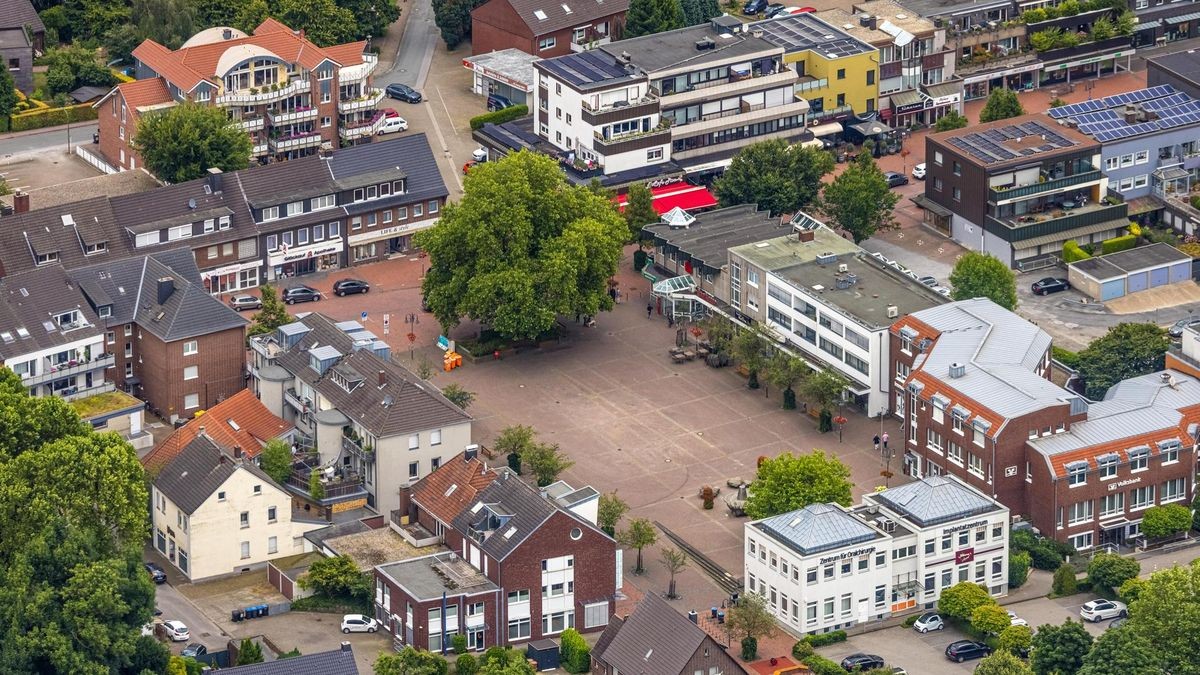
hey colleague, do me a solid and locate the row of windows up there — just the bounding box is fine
[350,201,439,230]
[1065,441,1181,486]
[259,181,407,222]
[1060,479,1187,527]
[266,222,343,252]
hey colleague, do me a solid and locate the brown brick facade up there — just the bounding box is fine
[97,90,144,172]
[136,325,246,419]
[470,0,625,58]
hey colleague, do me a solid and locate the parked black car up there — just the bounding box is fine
[333,279,371,296]
[763,2,788,16]
[487,93,514,111]
[144,562,167,584]
[1168,317,1200,339]
[282,286,322,304]
[181,644,208,658]
[742,0,767,13]
[945,640,991,663]
[386,83,422,103]
[884,171,909,188]
[1031,277,1071,295]
[840,654,886,671]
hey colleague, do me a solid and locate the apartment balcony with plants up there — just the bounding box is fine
[284,450,368,505]
[267,105,319,125]
[338,53,378,86]
[217,77,311,106]
[339,111,387,140]
[268,127,322,153]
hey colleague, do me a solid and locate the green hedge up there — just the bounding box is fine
[1101,234,1137,255]
[469,104,529,131]
[9,104,98,132]
[1062,239,1091,263]
[803,630,848,648]
[802,654,850,675]
[1051,346,1080,370]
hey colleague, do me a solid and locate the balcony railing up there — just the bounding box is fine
[59,381,116,402]
[284,387,311,412]
[581,93,659,125]
[989,170,1102,202]
[217,79,311,106]
[267,107,318,125]
[286,469,367,500]
[986,202,1129,242]
[338,89,385,114]
[252,142,269,156]
[339,114,386,140]
[569,35,611,53]
[269,133,322,152]
[342,434,375,463]
[25,353,115,386]
[592,125,671,156]
[239,115,265,131]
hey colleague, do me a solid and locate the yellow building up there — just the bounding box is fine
[751,13,880,122]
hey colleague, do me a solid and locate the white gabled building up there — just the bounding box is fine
[745,475,1009,635]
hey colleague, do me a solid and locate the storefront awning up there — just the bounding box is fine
[1099,517,1130,530]
[1136,19,1161,30]
[923,81,961,99]
[890,89,923,108]
[615,182,718,215]
[1166,11,1200,23]
[912,194,951,217]
[810,122,843,138]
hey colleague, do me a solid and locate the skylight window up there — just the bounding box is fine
[561,3,571,12]
[503,526,518,539]
[471,502,484,513]
[445,484,459,498]
[534,9,547,19]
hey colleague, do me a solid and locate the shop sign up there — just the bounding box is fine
[347,220,430,245]
[942,520,989,535]
[928,92,961,107]
[955,548,975,565]
[203,259,263,278]
[895,100,925,115]
[461,59,531,92]
[1043,50,1132,72]
[819,546,876,564]
[268,241,343,265]
[1109,476,1141,491]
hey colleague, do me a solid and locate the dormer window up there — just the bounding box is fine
[261,206,280,222]
[218,216,231,230]
[168,224,192,241]
[54,310,82,329]
[393,179,406,194]
[84,241,107,255]
[98,305,112,318]
[35,251,59,265]
[287,201,304,217]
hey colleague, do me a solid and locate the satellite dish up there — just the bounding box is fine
[187,198,197,209]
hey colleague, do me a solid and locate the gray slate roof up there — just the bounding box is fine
[451,469,561,561]
[873,475,1003,527]
[155,434,279,514]
[476,0,628,35]
[753,503,882,557]
[0,0,44,33]
[594,593,716,675]
[217,644,359,675]
[641,204,789,272]
[0,265,103,358]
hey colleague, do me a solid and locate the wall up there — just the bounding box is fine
[97,90,144,172]
[2,45,32,94]
[788,50,879,117]
[151,485,193,576]
[373,421,473,515]
[1147,59,1200,99]
[344,196,446,264]
[137,324,246,422]
[375,571,501,651]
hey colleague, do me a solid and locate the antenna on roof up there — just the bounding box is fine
[187,198,197,209]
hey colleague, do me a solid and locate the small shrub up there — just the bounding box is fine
[1141,503,1192,539]
[455,654,478,675]
[1052,346,1081,370]
[451,634,468,655]
[560,628,590,673]
[1008,550,1032,589]
[740,636,758,661]
[1052,563,1078,596]
[1101,234,1137,255]
[792,641,815,660]
[802,630,848,647]
[902,614,920,627]
[1062,239,1091,263]
[469,104,529,131]
[1191,194,1200,211]
[802,654,850,675]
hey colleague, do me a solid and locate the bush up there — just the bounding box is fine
[803,630,848,647]
[560,628,590,673]
[451,634,468,655]
[1063,239,1091,263]
[902,614,920,627]
[1052,563,1078,596]
[1191,194,1200,211]
[1101,234,1137,255]
[1118,577,1146,603]
[971,603,1012,636]
[1087,552,1140,592]
[792,641,815,660]
[1142,503,1192,539]
[455,654,478,675]
[9,102,98,132]
[1013,530,1067,570]
[802,654,850,675]
[740,636,758,661]
[468,104,529,131]
[1009,550,1032,588]
[938,582,995,622]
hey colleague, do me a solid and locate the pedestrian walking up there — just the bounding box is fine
[873,434,880,452]
[647,302,653,319]
[882,432,889,450]
[667,314,675,328]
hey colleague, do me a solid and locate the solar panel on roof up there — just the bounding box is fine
[1157,100,1200,117]
[1074,110,1119,124]
[1143,92,1191,110]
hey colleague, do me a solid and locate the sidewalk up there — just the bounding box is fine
[374,0,415,73]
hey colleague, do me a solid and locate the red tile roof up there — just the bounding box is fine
[117,78,173,110]
[410,455,497,527]
[142,389,292,473]
[1044,428,1192,478]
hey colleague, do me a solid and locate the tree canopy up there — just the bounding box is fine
[623,183,659,241]
[1125,559,1200,675]
[374,647,449,675]
[1075,322,1169,399]
[979,88,1026,123]
[1085,552,1140,593]
[820,149,899,243]
[624,0,684,37]
[42,46,117,96]
[247,285,292,338]
[933,110,969,132]
[616,517,656,574]
[597,491,629,536]
[133,102,253,184]
[744,451,852,519]
[433,0,490,48]
[949,251,1018,310]
[725,592,777,642]
[680,0,720,25]
[258,438,293,485]
[975,650,1034,675]
[1030,620,1093,675]
[1078,625,1164,675]
[415,151,627,340]
[937,582,994,622]
[714,140,833,216]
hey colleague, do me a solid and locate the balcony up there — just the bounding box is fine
[338,88,385,114]
[252,142,269,156]
[956,51,1038,76]
[239,115,265,131]
[341,433,375,463]
[989,170,1102,202]
[339,113,387,140]
[59,381,116,402]
[338,53,378,84]
[663,69,797,108]
[389,510,441,546]
[217,78,311,106]
[569,34,611,53]
[25,353,116,386]
[581,93,659,126]
[285,459,368,503]
[269,132,323,152]
[592,122,671,157]
[986,202,1129,242]
[284,387,311,413]
[267,107,318,125]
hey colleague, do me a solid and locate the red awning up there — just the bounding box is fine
[615,182,718,214]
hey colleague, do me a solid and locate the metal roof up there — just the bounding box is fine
[753,503,882,557]
[752,12,874,57]
[872,475,1003,527]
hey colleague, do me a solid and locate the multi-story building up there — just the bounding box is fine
[1147,49,1200,98]
[151,433,326,580]
[922,114,1128,268]
[726,214,945,416]
[376,454,616,651]
[816,2,962,127]
[745,475,1009,635]
[1167,322,1200,379]
[591,593,747,675]
[1127,0,1200,49]
[250,312,473,514]
[470,0,628,58]
[96,18,381,171]
[532,17,814,177]
[891,298,1200,549]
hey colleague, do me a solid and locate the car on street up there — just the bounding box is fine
[840,654,885,671]
[933,286,952,297]
[487,93,514,111]
[891,668,907,675]
[912,163,926,180]
[162,620,190,642]
[144,562,167,584]
[229,294,262,312]
[1080,599,1127,622]
[1008,611,1029,627]
[341,614,379,634]
[385,83,422,103]
[333,279,371,296]
[1168,317,1200,339]
[884,171,909,188]
[378,116,408,135]
[181,644,208,658]
[282,286,321,304]
[918,275,938,287]
[1031,277,1071,295]
[913,612,944,633]
[742,0,767,13]
[764,3,788,16]
[945,640,991,663]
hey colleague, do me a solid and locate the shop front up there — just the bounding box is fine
[267,240,344,280]
[920,82,962,125]
[962,62,1042,101]
[888,90,926,129]
[202,260,263,295]
[346,221,426,265]
[1039,48,1134,88]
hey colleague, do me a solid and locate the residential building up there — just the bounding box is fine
[532,18,814,177]
[752,12,879,122]
[745,475,1009,635]
[151,433,327,580]
[96,18,382,171]
[250,313,472,513]
[218,642,359,675]
[1167,322,1200,378]
[891,298,1200,548]
[471,0,628,58]
[0,0,43,93]
[726,213,945,416]
[376,454,616,651]
[1128,0,1200,49]
[1147,49,1200,98]
[590,593,747,675]
[142,388,295,474]
[816,2,962,127]
[1066,243,1193,302]
[921,114,1127,267]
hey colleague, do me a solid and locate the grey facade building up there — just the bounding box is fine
[0,0,44,94]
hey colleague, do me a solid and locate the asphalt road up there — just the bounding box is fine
[154,581,230,652]
[0,122,98,159]
[378,0,437,90]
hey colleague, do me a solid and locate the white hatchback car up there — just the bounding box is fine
[162,620,190,642]
[913,611,944,633]
[1007,611,1029,627]
[1080,599,1127,622]
[378,116,409,135]
[912,162,926,180]
[341,614,379,634]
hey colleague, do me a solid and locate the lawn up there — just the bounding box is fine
[70,390,141,418]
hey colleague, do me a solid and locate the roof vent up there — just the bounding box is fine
[695,37,716,50]
[886,305,898,318]
[949,362,966,378]
[878,517,896,532]
[618,51,632,63]
[815,251,837,265]
[837,263,849,273]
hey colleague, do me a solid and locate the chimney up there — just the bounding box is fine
[378,369,386,386]
[206,167,223,194]
[13,191,29,213]
[868,16,878,30]
[219,453,227,464]
[156,277,175,305]
[798,229,815,243]
[340,642,352,653]
[222,28,232,39]
[234,446,243,460]
[949,362,966,378]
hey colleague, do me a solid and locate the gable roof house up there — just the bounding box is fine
[219,642,360,674]
[591,593,747,675]
[471,0,628,58]
[0,0,44,93]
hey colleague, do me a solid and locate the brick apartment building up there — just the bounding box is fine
[471,0,627,58]
[375,454,616,652]
[891,298,1200,550]
[95,18,382,172]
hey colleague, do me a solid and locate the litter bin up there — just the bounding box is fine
[232,609,244,622]
[244,606,257,619]
[261,604,270,617]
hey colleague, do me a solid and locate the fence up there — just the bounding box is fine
[75,145,118,174]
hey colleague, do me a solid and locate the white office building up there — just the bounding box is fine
[745,475,1009,635]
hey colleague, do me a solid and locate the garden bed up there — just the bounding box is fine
[457,324,567,361]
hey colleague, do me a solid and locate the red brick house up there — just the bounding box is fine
[95,78,173,172]
[375,454,616,651]
[471,0,627,58]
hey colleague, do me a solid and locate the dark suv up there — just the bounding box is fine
[945,640,991,663]
[333,279,371,296]
[1031,277,1070,295]
[144,562,167,584]
[386,83,422,103]
[840,654,885,671]
[742,0,767,13]
[282,286,322,304]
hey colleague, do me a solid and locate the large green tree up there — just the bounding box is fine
[979,88,1026,123]
[937,582,994,622]
[275,0,358,45]
[1078,625,1164,675]
[624,0,684,37]
[0,67,17,123]
[1086,552,1140,594]
[1030,620,1093,675]
[680,0,720,25]
[974,651,1034,675]
[1075,323,1169,399]
[714,140,833,216]
[597,491,629,537]
[820,149,899,243]
[297,555,371,601]
[933,110,969,132]
[41,46,118,96]
[1125,560,1200,675]
[724,592,777,644]
[247,284,292,338]
[338,0,402,41]
[949,251,1018,310]
[1141,503,1192,539]
[764,351,809,410]
[432,0,489,49]
[624,183,659,241]
[521,441,574,487]
[133,102,253,184]
[133,0,196,50]
[744,451,852,519]
[415,151,627,340]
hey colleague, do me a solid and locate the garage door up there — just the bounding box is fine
[1170,262,1192,283]
[1101,279,1126,301]
[1150,266,1170,287]
[1126,271,1148,293]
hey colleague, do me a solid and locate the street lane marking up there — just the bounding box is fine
[435,86,459,137]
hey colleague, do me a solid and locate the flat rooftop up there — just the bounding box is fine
[890,0,1009,19]
[642,204,790,272]
[69,389,143,419]
[752,12,875,58]
[1148,49,1200,86]
[816,2,937,45]
[325,527,441,569]
[934,115,1095,167]
[598,23,780,74]
[377,552,499,601]
[535,49,640,90]
[463,48,538,91]
[1070,243,1192,280]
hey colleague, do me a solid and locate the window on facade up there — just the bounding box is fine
[1130,485,1154,510]
[240,541,250,559]
[183,366,198,380]
[1129,447,1149,471]
[967,453,983,477]
[1069,532,1093,551]
[1100,493,1123,516]
[1067,462,1087,486]
[1159,440,1180,464]
[268,506,277,522]
[262,207,279,221]
[408,434,419,450]
[1067,500,1093,525]
[240,511,249,528]
[947,442,962,465]
[1097,455,1117,478]
[1162,477,1185,503]
[184,393,199,409]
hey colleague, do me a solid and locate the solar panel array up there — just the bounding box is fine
[1048,85,1176,119]
[1045,83,1200,142]
[539,50,633,87]
[1142,92,1191,111]
[945,120,1078,164]
[753,13,873,57]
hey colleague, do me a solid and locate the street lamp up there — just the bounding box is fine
[405,312,418,360]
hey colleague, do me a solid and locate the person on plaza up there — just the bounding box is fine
[882,432,889,450]
[873,434,880,452]
[647,302,653,319]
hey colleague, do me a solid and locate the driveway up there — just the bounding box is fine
[227,611,391,672]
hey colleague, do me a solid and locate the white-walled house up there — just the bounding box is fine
[151,434,326,580]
